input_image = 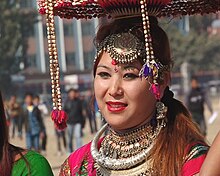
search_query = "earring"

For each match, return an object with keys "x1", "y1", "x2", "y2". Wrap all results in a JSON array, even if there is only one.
[
  {"x1": 151, "y1": 101, "x2": 167, "y2": 128},
  {"x1": 156, "y1": 101, "x2": 167, "y2": 120}
]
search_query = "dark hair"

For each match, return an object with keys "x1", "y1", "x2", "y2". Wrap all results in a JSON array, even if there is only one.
[
  {"x1": 0, "y1": 91, "x2": 30, "y2": 176},
  {"x1": 67, "y1": 88, "x2": 78, "y2": 94},
  {"x1": 0, "y1": 92, "x2": 7, "y2": 161},
  {"x1": 24, "y1": 92, "x2": 33, "y2": 98},
  {"x1": 191, "y1": 75, "x2": 198, "y2": 81},
  {"x1": 34, "y1": 95, "x2": 40, "y2": 100}
]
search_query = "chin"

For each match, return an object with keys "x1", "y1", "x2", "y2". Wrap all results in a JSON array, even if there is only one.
[{"x1": 107, "y1": 120, "x2": 132, "y2": 131}]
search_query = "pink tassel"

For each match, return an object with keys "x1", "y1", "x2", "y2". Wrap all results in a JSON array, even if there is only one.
[
  {"x1": 38, "y1": 7, "x2": 46, "y2": 14},
  {"x1": 151, "y1": 84, "x2": 160, "y2": 100},
  {"x1": 51, "y1": 110, "x2": 68, "y2": 130}
]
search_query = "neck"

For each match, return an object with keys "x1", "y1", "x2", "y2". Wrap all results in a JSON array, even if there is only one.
[{"x1": 111, "y1": 110, "x2": 155, "y2": 135}]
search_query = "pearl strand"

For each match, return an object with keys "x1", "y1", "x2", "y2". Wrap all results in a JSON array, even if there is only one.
[
  {"x1": 45, "y1": 0, "x2": 62, "y2": 110},
  {"x1": 140, "y1": 0, "x2": 159, "y2": 85}
]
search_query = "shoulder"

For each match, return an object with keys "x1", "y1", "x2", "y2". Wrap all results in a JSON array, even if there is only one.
[
  {"x1": 60, "y1": 138, "x2": 104, "y2": 175},
  {"x1": 181, "y1": 142, "x2": 209, "y2": 176},
  {"x1": 24, "y1": 151, "x2": 54, "y2": 175},
  {"x1": 13, "y1": 150, "x2": 53, "y2": 176},
  {"x1": 60, "y1": 142, "x2": 92, "y2": 175}
]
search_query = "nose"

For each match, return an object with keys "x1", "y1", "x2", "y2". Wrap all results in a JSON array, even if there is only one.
[{"x1": 108, "y1": 78, "x2": 123, "y2": 97}]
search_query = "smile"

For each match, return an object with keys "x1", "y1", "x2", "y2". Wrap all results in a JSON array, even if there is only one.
[{"x1": 106, "y1": 101, "x2": 128, "y2": 112}]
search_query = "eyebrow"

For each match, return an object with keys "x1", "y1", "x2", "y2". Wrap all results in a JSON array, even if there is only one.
[
  {"x1": 123, "y1": 65, "x2": 139, "y2": 71},
  {"x1": 96, "y1": 64, "x2": 111, "y2": 70},
  {"x1": 96, "y1": 64, "x2": 139, "y2": 71}
]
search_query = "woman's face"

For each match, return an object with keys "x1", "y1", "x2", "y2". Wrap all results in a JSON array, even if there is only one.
[{"x1": 94, "y1": 52, "x2": 158, "y2": 131}]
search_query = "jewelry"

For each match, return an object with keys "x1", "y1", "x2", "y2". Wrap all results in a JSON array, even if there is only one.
[
  {"x1": 111, "y1": 59, "x2": 119, "y2": 73},
  {"x1": 38, "y1": 1, "x2": 220, "y2": 20},
  {"x1": 44, "y1": 0, "x2": 67, "y2": 130},
  {"x1": 95, "y1": 159, "x2": 156, "y2": 176},
  {"x1": 94, "y1": 32, "x2": 145, "y2": 64},
  {"x1": 100, "y1": 121, "x2": 158, "y2": 159},
  {"x1": 156, "y1": 101, "x2": 167, "y2": 120},
  {"x1": 91, "y1": 117, "x2": 166, "y2": 171},
  {"x1": 45, "y1": 0, "x2": 62, "y2": 111}
]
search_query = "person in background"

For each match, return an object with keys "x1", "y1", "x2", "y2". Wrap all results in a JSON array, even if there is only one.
[
  {"x1": 55, "y1": 128, "x2": 67, "y2": 156},
  {"x1": 84, "y1": 90, "x2": 98, "y2": 134},
  {"x1": 186, "y1": 76, "x2": 213, "y2": 136},
  {"x1": 64, "y1": 88, "x2": 85, "y2": 153},
  {"x1": 8, "y1": 95, "x2": 22, "y2": 139},
  {"x1": 23, "y1": 93, "x2": 44, "y2": 152},
  {"x1": 200, "y1": 131, "x2": 220, "y2": 176},
  {"x1": 0, "y1": 91, "x2": 54, "y2": 176},
  {"x1": 33, "y1": 95, "x2": 48, "y2": 155}
]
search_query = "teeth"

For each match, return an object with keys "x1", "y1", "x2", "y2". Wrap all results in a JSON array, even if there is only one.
[{"x1": 110, "y1": 104, "x2": 125, "y2": 108}]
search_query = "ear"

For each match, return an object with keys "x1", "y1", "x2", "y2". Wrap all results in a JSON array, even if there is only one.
[{"x1": 159, "y1": 72, "x2": 171, "y2": 98}]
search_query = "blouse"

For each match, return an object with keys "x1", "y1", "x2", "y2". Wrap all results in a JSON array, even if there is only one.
[{"x1": 12, "y1": 150, "x2": 54, "y2": 176}]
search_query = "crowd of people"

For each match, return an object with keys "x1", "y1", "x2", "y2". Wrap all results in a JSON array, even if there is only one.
[{"x1": 3, "y1": 89, "x2": 100, "y2": 156}]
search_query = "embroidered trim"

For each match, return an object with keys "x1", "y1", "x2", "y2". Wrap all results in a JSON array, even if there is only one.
[
  {"x1": 59, "y1": 159, "x2": 71, "y2": 176},
  {"x1": 184, "y1": 144, "x2": 209, "y2": 162}
]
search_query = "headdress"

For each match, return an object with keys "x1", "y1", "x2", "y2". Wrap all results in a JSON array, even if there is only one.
[{"x1": 37, "y1": 0, "x2": 220, "y2": 129}]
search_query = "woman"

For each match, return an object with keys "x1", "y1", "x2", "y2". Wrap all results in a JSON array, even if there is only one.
[
  {"x1": 200, "y1": 132, "x2": 220, "y2": 176},
  {"x1": 0, "y1": 91, "x2": 54, "y2": 176},
  {"x1": 60, "y1": 17, "x2": 208, "y2": 176}
]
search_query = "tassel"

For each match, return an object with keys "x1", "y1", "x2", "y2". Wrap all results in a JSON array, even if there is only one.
[
  {"x1": 139, "y1": 63, "x2": 153, "y2": 78},
  {"x1": 51, "y1": 110, "x2": 68, "y2": 130},
  {"x1": 151, "y1": 84, "x2": 160, "y2": 100}
]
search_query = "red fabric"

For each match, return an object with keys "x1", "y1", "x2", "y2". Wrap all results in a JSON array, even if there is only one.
[{"x1": 181, "y1": 154, "x2": 206, "y2": 176}]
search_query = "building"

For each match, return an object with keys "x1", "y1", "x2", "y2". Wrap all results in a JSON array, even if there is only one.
[
  {"x1": 21, "y1": 0, "x2": 98, "y2": 73},
  {"x1": 16, "y1": 0, "x2": 100, "y2": 95}
]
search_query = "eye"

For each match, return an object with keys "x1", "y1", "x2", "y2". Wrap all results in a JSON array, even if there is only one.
[
  {"x1": 97, "y1": 72, "x2": 111, "y2": 79},
  {"x1": 123, "y1": 73, "x2": 139, "y2": 80}
]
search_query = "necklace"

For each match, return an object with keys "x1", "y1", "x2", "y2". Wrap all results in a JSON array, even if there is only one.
[
  {"x1": 91, "y1": 118, "x2": 166, "y2": 171},
  {"x1": 100, "y1": 121, "x2": 157, "y2": 159}
]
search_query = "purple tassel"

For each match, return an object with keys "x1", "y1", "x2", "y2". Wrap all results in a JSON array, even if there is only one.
[
  {"x1": 140, "y1": 63, "x2": 152, "y2": 78},
  {"x1": 143, "y1": 65, "x2": 152, "y2": 77}
]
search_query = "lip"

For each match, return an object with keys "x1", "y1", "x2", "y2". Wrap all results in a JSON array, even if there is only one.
[{"x1": 106, "y1": 101, "x2": 128, "y2": 112}]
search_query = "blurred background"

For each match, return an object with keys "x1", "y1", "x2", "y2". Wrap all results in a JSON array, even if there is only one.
[{"x1": 1, "y1": 0, "x2": 220, "y2": 175}]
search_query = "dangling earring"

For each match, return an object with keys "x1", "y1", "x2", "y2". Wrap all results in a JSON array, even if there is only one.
[
  {"x1": 156, "y1": 101, "x2": 167, "y2": 120},
  {"x1": 156, "y1": 101, "x2": 167, "y2": 128},
  {"x1": 151, "y1": 101, "x2": 167, "y2": 128}
]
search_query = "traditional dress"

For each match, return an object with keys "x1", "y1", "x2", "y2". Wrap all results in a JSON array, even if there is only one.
[{"x1": 60, "y1": 123, "x2": 208, "y2": 176}]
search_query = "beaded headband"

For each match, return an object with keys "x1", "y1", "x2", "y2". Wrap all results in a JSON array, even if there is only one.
[{"x1": 38, "y1": 0, "x2": 220, "y2": 129}]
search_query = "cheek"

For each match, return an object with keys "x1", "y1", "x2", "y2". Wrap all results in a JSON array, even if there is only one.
[
  {"x1": 94, "y1": 78, "x2": 108, "y2": 105},
  {"x1": 128, "y1": 81, "x2": 155, "y2": 105}
]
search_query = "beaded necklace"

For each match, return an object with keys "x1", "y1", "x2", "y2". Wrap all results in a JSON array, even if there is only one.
[{"x1": 91, "y1": 118, "x2": 166, "y2": 175}]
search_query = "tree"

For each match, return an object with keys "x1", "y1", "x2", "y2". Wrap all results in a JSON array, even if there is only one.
[
  {"x1": 159, "y1": 15, "x2": 220, "y2": 74},
  {"x1": 0, "y1": 0, "x2": 37, "y2": 94}
]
